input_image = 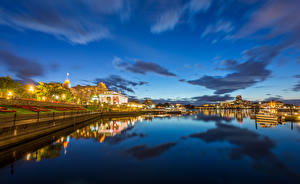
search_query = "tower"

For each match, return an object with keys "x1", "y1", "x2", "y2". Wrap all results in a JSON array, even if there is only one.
[{"x1": 62, "y1": 73, "x2": 71, "y2": 88}]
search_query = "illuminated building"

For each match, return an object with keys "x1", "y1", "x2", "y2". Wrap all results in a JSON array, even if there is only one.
[{"x1": 70, "y1": 82, "x2": 128, "y2": 104}]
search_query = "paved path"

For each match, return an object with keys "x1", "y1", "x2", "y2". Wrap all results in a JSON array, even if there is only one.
[{"x1": 0, "y1": 112, "x2": 100, "y2": 129}]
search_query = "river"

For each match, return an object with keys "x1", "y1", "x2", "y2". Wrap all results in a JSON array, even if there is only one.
[{"x1": 1, "y1": 110, "x2": 300, "y2": 184}]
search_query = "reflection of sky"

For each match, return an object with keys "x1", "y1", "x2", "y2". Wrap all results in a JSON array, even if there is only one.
[{"x1": 1, "y1": 114, "x2": 300, "y2": 183}]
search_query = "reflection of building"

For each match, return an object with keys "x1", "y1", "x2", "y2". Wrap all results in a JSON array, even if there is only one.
[{"x1": 70, "y1": 82, "x2": 128, "y2": 104}]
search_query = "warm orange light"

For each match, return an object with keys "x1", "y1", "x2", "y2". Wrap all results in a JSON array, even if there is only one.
[
  {"x1": 29, "y1": 85, "x2": 34, "y2": 92},
  {"x1": 7, "y1": 91, "x2": 13, "y2": 96}
]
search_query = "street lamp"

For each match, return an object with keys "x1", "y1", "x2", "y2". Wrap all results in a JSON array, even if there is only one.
[
  {"x1": 29, "y1": 85, "x2": 34, "y2": 93},
  {"x1": 28, "y1": 85, "x2": 35, "y2": 99},
  {"x1": 7, "y1": 91, "x2": 13, "y2": 99}
]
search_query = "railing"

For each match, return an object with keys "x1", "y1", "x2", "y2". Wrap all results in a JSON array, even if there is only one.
[
  {"x1": 0, "y1": 110, "x2": 102, "y2": 128},
  {"x1": 0, "y1": 110, "x2": 102, "y2": 146}
]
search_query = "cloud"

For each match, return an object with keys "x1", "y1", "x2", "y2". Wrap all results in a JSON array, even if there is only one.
[
  {"x1": 293, "y1": 75, "x2": 300, "y2": 92},
  {"x1": 125, "y1": 142, "x2": 177, "y2": 160},
  {"x1": 150, "y1": 0, "x2": 212, "y2": 33},
  {"x1": 202, "y1": 20, "x2": 234, "y2": 38},
  {"x1": 293, "y1": 83, "x2": 300, "y2": 92},
  {"x1": 0, "y1": 50, "x2": 44, "y2": 82},
  {"x1": 236, "y1": 0, "x2": 300, "y2": 39},
  {"x1": 186, "y1": 0, "x2": 212, "y2": 13},
  {"x1": 114, "y1": 58, "x2": 176, "y2": 77},
  {"x1": 189, "y1": 122, "x2": 299, "y2": 178},
  {"x1": 187, "y1": 60, "x2": 271, "y2": 94},
  {"x1": 151, "y1": 9, "x2": 183, "y2": 33},
  {"x1": 92, "y1": 75, "x2": 148, "y2": 94},
  {"x1": 0, "y1": 0, "x2": 133, "y2": 44}
]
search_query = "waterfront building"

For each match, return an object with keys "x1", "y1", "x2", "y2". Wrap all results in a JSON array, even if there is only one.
[
  {"x1": 261, "y1": 100, "x2": 284, "y2": 109},
  {"x1": 219, "y1": 95, "x2": 252, "y2": 109},
  {"x1": 70, "y1": 82, "x2": 128, "y2": 105},
  {"x1": 143, "y1": 98, "x2": 156, "y2": 109}
]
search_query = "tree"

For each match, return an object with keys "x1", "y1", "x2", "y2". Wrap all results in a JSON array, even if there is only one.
[
  {"x1": 0, "y1": 76, "x2": 23, "y2": 98},
  {"x1": 35, "y1": 82, "x2": 74, "y2": 102}
]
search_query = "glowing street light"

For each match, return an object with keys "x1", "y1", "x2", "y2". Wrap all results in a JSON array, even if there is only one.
[
  {"x1": 29, "y1": 85, "x2": 34, "y2": 93},
  {"x1": 7, "y1": 91, "x2": 13, "y2": 99},
  {"x1": 7, "y1": 91, "x2": 13, "y2": 96}
]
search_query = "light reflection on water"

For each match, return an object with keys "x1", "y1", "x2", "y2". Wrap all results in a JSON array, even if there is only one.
[{"x1": 1, "y1": 111, "x2": 300, "y2": 184}]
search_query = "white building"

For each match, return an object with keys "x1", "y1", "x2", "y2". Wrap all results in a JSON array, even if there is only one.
[{"x1": 71, "y1": 82, "x2": 128, "y2": 105}]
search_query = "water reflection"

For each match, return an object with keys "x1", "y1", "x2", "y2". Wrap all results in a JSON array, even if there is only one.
[
  {"x1": 22, "y1": 116, "x2": 148, "y2": 162},
  {"x1": 198, "y1": 109, "x2": 300, "y2": 129},
  {"x1": 189, "y1": 122, "x2": 299, "y2": 179},
  {"x1": 1, "y1": 112, "x2": 300, "y2": 184}
]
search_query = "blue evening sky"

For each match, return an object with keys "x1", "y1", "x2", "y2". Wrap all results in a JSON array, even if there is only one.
[{"x1": 0, "y1": 0, "x2": 299, "y2": 104}]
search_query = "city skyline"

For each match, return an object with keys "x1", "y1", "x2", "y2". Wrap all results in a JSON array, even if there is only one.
[{"x1": 0, "y1": 0, "x2": 300, "y2": 105}]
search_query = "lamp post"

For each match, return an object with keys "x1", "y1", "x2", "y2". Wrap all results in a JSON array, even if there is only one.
[
  {"x1": 7, "y1": 91, "x2": 13, "y2": 99},
  {"x1": 28, "y1": 85, "x2": 34, "y2": 99}
]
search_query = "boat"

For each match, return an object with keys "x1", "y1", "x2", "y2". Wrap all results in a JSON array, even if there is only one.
[{"x1": 255, "y1": 111, "x2": 280, "y2": 123}]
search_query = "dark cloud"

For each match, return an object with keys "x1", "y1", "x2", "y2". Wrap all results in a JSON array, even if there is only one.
[
  {"x1": 92, "y1": 75, "x2": 148, "y2": 94},
  {"x1": 292, "y1": 75, "x2": 300, "y2": 92},
  {"x1": 189, "y1": 122, "x2": 299, "y2": 178},
  {"x1": 187, "y1": 60, "x2": 271, "y2": 94},
  {"x1": 125, "y1": 142, "x2": 177, "y2": 160},
  {"x1": 0, "y1": 50, "x2": 44, "y2": 82},
  {"x1": 184, "y1": 0, "x2": 299, "y2": 95},
  {"x1": 115, "y1": 58, "x2": 176, "y2": 77},
  {"x1": 293, "y1": 82, "x2": 300, "y2": 92}
]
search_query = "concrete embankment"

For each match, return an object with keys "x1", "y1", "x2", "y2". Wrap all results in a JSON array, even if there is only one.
[
  {"x1": 0, "y1": 112, "x2": 101, "y2": 149},
  {"x1": 0, "y1": 110, "x2": 168, "y2": 150}
]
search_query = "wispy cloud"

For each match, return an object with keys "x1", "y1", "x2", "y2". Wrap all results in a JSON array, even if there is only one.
[
  {"x1": 0, "y1": 0, "x2": 133, "y2": 44},
  {"x1": 236, "y1": 0, "x2": 300, "y2": 39},
  {"x1": 186, "y1": 0, "x2": 212, "y2": 13},
  {"x1": 150, "y1": 0, "x2": 212, "y2": 33},
  {"x1": 151, "y1": 9, "x2": 183, "y2": 33},
  {"x1": 202, "y1": 20, "x2": 234, "y2": 38}
]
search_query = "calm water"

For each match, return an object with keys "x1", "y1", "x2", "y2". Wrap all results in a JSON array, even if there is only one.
[{"x1": 1, "y1": 110, "x2": 300, "y2": 184}]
